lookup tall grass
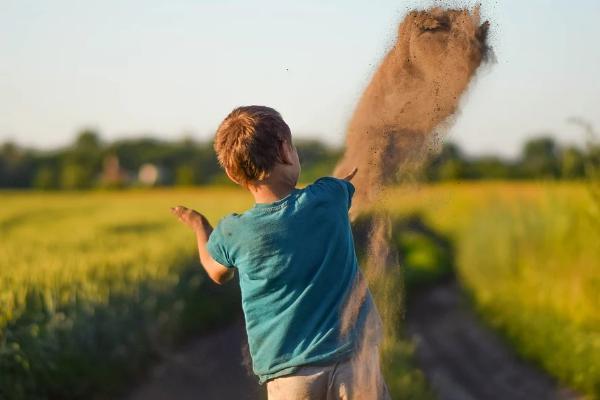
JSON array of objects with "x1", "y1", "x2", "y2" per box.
[
  {"x1": 0, "y1": 188, "x2": 250, "y2": 399},
  {"x1": 385, "y1": 182, "x2": 600, "y2": 398},
  {"x1": 459, "y1": 194, "x2": 599, "y2": 397}
]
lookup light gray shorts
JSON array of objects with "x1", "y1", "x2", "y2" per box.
[{"x1": 266, "y1": 345, "x2": 391, "y2": 400}]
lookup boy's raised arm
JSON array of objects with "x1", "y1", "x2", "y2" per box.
[{"x1": 170, "y1": 206, "x2": 234, "y2": 285}]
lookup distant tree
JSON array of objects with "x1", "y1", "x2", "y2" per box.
[
  {"x1": 584, "y1": 142, "x2": 600, "y2": 179},
  {"x1": 58, "y1": 129, "x2": 103, "y2": 189},
  {"x1": 183, "y1": 142, "x2": 221, "y2": 184},
  {"x1": 469, "y1": 156, "x2": 513, "y2": 180},
  {"x1": 175, "y1": 165, "x2": 196, "y2": 186},
  {"x1": 33, "y1": 166, "x2": 58, "y2": 189},
  {"x1": 560, "y1": 146, "x2": 585, "y2": 179},
  {"x1": 0, "y1": 142, "x2": 35, "y2": 187},
  {"x1": 60, "y1": 161, "x2": 93, "y2": 189},
  {"x1": 74, "y1": 130, "x2": 101, "y2": 151},
  {"x1": 438, "y1": 159, "x2": 468, "y2": 181},
  {"x1": 295, "y1": 139, "x2": 342, "y2": 182},
  {"x1": 520, "y1": 136, "x2": 560, "y2": 178},
  {"x1": 424, "y1": 142, "x2": 469, "y2": 181}
]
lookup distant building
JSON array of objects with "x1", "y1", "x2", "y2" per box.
[
  {"x1": 138, "y1": 163, "x2": 166, "y2": 186},
  {"x1": 101, "y1": 155, "x2": 130, "y2": 187}
]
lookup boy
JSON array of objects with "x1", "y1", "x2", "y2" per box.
[{"x1": 171, "y1": 106, "x2": 389, "y2": 399}]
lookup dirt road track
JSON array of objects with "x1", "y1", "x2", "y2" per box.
[
  {"x1": 125, "y1": 282, "x2": 581, "y2": 400},
  {"x1": 407, "y1": 281, "x2": 580, "y2": 400},
  {"x1": 125, "y1": 318, "x2": 264, "y2": 400}
]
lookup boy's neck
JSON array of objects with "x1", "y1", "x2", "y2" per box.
[{"x1": 248, "y1": 176, "x2": 296, "y2": 205}]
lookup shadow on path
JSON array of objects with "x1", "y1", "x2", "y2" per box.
[
  {"x1": 406, "y1": 280, "x2": 580, "y2": 400},
  {"x1": 125, "y1": 317, "x2": 264, "y2": 400}
]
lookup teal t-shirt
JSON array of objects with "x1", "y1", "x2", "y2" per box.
[{"x1": 207, "y1": 177, "x2": 378, "y2": 383}]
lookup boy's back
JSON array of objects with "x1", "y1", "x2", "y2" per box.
[
  {"x1": 171, "y1": 106, "x2": 389, "y2": 399},
  {"x1": 207, "y1": 177, "x2": 376, "y2": 383}
]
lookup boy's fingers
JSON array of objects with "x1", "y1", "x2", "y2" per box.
[
  {"x1": 170, "y1": 206, "x2": 188, "y2": 216},
  {"x1": 343, "y1": 167, "x2": 358, "y2": 181}
]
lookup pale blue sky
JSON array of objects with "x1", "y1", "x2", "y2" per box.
[{"x1": 1, "y1": 0, "x2": 599, "y2": 157}]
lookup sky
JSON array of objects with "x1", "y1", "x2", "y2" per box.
[{"x1": 1, "y1": 0, "x2": 599, "y2": 157}]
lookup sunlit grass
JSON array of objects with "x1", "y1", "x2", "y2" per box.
[
  {"x1": 384, "y1": 182, "x2": 599, "y2": 397},
  {"x1": 0, "y1": 188, "x2": 251, "y2": 399},
  {"x1": 1, "y1": 183, "x2": 597, "y2": 398}
]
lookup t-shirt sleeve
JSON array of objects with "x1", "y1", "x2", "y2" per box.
[
  {"x1": 206, "y1": 221, "x2": 235, "y2": 268},
  {"x1": 313, "y1": 177, "x2": 355, "y2": 209}
]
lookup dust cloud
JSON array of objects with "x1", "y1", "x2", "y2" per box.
[
  {"x1": 336, "y1": 6, "x2": 490, "y2": 395},
  {"x1": 335, "y1": 6, "x2": 490, "y2": 209}
]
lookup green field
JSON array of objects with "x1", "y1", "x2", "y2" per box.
[
  {"x1": 383, "y1": 182, "x2": 600, "y2": 397},
  {"x1": 0, "y1": 188, "x2": 250, "y2": 398},
  {"x1": 1, "y1": 183, "x2": 598, "y2": 399}
]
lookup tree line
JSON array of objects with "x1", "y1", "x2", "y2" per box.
[
  {"x1": 0, "y1": 130, "x2": 341, "y2": 189},
  {"x1": 0, "y1": 130, "x2": 597, "y2": 189},
  {"x1": 424, "y1": 136, "x2": 598, "y2": 181}
]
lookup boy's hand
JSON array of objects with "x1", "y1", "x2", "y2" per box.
[
  {"x1": 170, "y1": 206, "x2": 211, "y2": 239},
  {"x1": 342, "y1": 167, "x2": 358, "y2": 182},
  {"x1": 170, "y1": 205, "x2": 233, "y2": 285}
]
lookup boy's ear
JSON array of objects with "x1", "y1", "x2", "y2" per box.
[
  {"x1": 225, "y1": 168, "x2": 241, "y2": 185},
  {"x1": 279, "y1": 140, "x2": 294, "y2": 165}
]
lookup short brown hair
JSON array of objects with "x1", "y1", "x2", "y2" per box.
[{"x1": 214, "y1": 106, "x2": 291, "y2": 185}]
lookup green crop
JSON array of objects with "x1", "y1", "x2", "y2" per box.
[
  {"x1": 0, "y1": 188, "x2": 250, "y2": 399},
  {"x1": 384, "y1": 182, "x2": 600, "y2": 398}
]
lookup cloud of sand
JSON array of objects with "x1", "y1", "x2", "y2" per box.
[
  {"x1": 336, "y1": 6, "x2": 490, "y2": 394},
  {"x1": 335, "y1": 6, "x2": 490, "y2": 209}
]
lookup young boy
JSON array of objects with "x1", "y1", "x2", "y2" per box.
[{"x1": 171, "y1": 106, "x2": 390, "y2": 399}]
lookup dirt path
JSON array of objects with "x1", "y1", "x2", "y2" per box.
[
  {"x1": 125, "y1": 282, "x2": 580, "y2": 400},
  {"x1": 406, "y1": 281, "x2": 580, "y2": 400},
  {"x1": 125, "y1": 317, "x2": 264, "y2": 400}
]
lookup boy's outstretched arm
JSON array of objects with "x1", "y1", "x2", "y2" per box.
[{"x1": 170, "y1": 206, "x2": 234, "y2": 285}]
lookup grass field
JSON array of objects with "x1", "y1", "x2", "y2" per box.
[
  {"x1": 383, "y1": 182, "x2": 600, "y2": 398},
  {"x1": 0, "y1": 188, "x2": 250, "y2": 399},
  {"x1": 1, "y1": 183, "x2": 597, "y2": 399}
]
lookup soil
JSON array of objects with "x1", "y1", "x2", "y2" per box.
[
  {"x1": 124, "y1": 317, "x2": 265, "y2": 400},
  {"x1": 123, "y1": 282, "x2": 581, "y2": 400}
]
